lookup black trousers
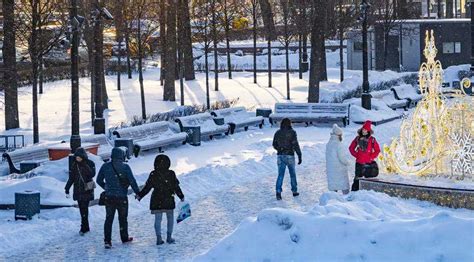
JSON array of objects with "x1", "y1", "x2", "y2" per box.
[
  {"x1": 77, "y1": 200, "x2": 90, "y2": 232},
  {"x1": 104, "y1": 197, "x2": 129, "y2": 243},
  {"x1": 351, "y1": 163, "x2": 364, "y2": 192}
]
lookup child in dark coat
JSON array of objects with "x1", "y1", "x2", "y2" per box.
[{"x1": 137, "y1": 154, "x2": 185, "y2": 245}]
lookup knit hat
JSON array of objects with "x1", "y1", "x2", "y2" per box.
[
  {"x1": 154, "y1": 154, "x2": 171, "y2": 171},
  {"x1": 362, "y1": 120, "x2": 372, "y2": 132},
  {"x1": 331, "y1": 124, "x2": 343, "y2": 136}
]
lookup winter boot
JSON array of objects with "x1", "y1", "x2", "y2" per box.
[
  {"x1": 166, "y1": 233, "x2": 176, "y2": 244},
  {"x1": 292, "y1": 192, "x2": 300, "y2": 197},
  {"x1": 104, "y1": 242, "x2": 112, "y2": 249},
  {"x1": 156, "y1": 236, "x2": 165, "y2": 245},
  {"x1": 276, "y1": 192, "x2": 282, "y2": 200},
  {"x1": 122, "y1": 237, "x2": 134, "y2": 244}
]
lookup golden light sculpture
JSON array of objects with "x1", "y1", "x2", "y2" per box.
[{"x1": 380, "y1": 30, "x2": 474, "y2": 180}]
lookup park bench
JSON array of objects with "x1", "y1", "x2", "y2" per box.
[
  {"x1": 2, "y1": 145, "x2": 50, "y2": 174},
  {"x1": 269, "y1": 103, "x2": 350, "y2": 127},
  {"x1": 112, "y1": 121, "x2": 187, "y2": 156},
  {"x1": 80, "y1": 134, "x2": 113, "y2": 161},
  {"x1": 175, "y1": 112, "x2": 230, "y2": 140},
  {"x1": 371, "y1": 90, "x2": 409, "y2": 111},
  {"x1": 391, "y1": 84, "x2": 423, "y2": 107},
  {"x1": 211, "y1": 107, "x2": 264, "y2": 134}
]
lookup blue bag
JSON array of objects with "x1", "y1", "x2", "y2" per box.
[{"x1": 177, "y1": 201, "x2": 191, "y2": 223}]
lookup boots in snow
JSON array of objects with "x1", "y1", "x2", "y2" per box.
[
  {"x1": 157, "y1": 236, "x2": 165, "y2": 245},
  {"x1": 276, "y1": 192, "x2": 282, "y2": 200},
  {"x1": 293, "y1": 192, "x2": 300, "y2": 197},
  {"x1": 104, "y1": 242, "x2": 112, "y2": 249},
  {"x1": 123, "y1": 237, "x2": 134, "y2": 244},
  {"x1": 167, "y1": 234, "x2": 176, "y2": 244}
]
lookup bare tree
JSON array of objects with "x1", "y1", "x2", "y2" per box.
[
  {"x1": 308, "y1": 0, "x2": 326, "y2": 103},
  {"x1": 3, "y1": 0, "x2": 19, "y2": 130},
  {"x1": 210, "y1": 0, "x2": 220, "y2": 91},
  {"x1": 179, "y1": 0, "x2": 195, "y2": 80},
  {"x1": 164, "y1": 0, "x2": 177, "y2": 101},
  {"x1": 16, "y1": 0, "x2": 68, "y2": 143},
  {"x1": 259, "y1": 0, "x2": 276, "y2": 88},
  {"x1": 277, "y1": 0, "x2": 296, "y2": 100}
]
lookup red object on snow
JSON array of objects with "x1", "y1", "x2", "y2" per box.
[
  {"x1": 48, "y1": 143, "x2": 99, "y2": 161},
  {"x1": 349, "y1": 136, "x2": 380, "y2": 164},
  {"x1": 362, "y1": 120, "x2": 372, "y2": 132}
]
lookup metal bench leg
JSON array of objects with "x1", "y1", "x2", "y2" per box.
[
  {"x1": 158, "y1": 147, "x2": 164, "y2": 153},
  {"x1": 244, "y1": 126, "x2": 248, "y2": 131},
  {"x1": 259, "y1": 121, "x2": 263, "y2": 129}
]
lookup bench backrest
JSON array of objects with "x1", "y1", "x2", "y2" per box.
[
  {"x1": 81, "y1": 134, "x2": 110, "y2": 146},
  {"x1": 274, "y1": 103, "x2": 349, "y2": 116},
  {"x1": 274, "y1": 103, "x2": 312, "y2": 114},
  {"x1": 6, "y1": 145, "x2": 49, "y2": 164},
  {"x1": 212, "y1": 107, "x2": 249, "y2": 122},
  {"x1": 392, "y1": 84, "x2": 418, "y2": 96},
  {"x1": 176, "y1": 112, "x2": 218, "y2": 130},
  {"x1": 113, "y1": 122, "x2": 173, "y2": 140},
  {"x1": 310, "y1": 104, "x2": 349, "y2": 115}
]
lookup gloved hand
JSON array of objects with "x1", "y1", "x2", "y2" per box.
[
  {"x1": 180, "y1": 197, "x2": 185, "y2": 202},
  {"x1": 65, "y1": 194, "x2": 70, "y2": 199},
  {"x1": 298, "y1": 156, "x2": 302, "y2": 165}
]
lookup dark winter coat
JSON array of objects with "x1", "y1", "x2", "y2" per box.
[
  {"x1": 65, "y1": 148, "x2": 96, "y2": 202},
  {"x1": 272, "y1": 127, "x2": 302, "y2": 158},
  {"x1": 137, "y1": 155, "x2": 184, "y2": 211},
  {"x1": 96, "y1": 147, "x2": 140, "y2": 198}
]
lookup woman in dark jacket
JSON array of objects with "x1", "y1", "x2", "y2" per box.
[
  {"x1": 65, "y1": 147, "x2": 96, "y2": 235},
  {"x1": 137, "y1": 154, "x2": 185, "y2": 245}
]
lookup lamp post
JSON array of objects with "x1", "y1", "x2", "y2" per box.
[
  {"x1": 360, "y1": 0, "x2": 371, "y2": 110},
  {"x1": 70, "y1": 0, "x2": 81, "y2": 153}
]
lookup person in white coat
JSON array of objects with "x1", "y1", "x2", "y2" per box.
[{"x1": 325, "y1": 124, "x2": 350, "y2": 194}]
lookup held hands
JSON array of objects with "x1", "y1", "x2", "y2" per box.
[
  {"x1": 297, "y1": 156, "x2": 302, "y2": 165},
  {"x1": 65, "y1": 193, "x2": 70, "y2": 199}
]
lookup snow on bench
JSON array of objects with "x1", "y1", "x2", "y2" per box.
[
  {"x1": 2, "y1": 145, "x2": 50, "y2": 174},
  {"x1": 112, "y1": 122, "x2": 187, "y2": 156},
  {"x1": 391, "y1": 84, "x2": 423, "y2": 107},
  {"x1": 175, "y1": 112, "x2": 230, "y2": 140},
  {"x1": 371, "y1": 90, "x2": 409, "y2": 111},
  {"x1": 81, "y1": 134, "x2": 113, "y2": 161},
  {"x1": 269, "y1": 103, "x2": 350, "y2": 127},
  {"x1": 211, "y1": 107, "x2": 264, "y2": 134}
]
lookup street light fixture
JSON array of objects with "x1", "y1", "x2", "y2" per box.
[{"x1": 359, "y1": 0, "x2": 371, "y2": 110}]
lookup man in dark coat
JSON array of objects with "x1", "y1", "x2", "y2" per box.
[
  {"x1": 137, "y1": 154, "x2": 185, "y2": 245},
  {"x1": 65, "y1": 147, "x2": 96, "y2": 235},
  {"x1": 272, "y1": 118, "x2": 302, "y2": 200},
  {"x1": 97, "y1": 147, "x2": 140, "y2": 249}
]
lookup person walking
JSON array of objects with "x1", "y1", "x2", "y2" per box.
[
  {"x1": 136, "y1": 154, "x2": 185, "y2": 245},
  {"x1": 349, "y1": 120, "x2": 380, "y2": 191},
  {"x1": 325, "y1": 124, "x2": 350, "y2": 194},
  {"x1": 97, "y1": 147, "x2": 140, "y2": 249},
  {"x1": 272, "y1": 118, "x2": 302, "y2": 200},
  {"x1": 65, "y1": 147, "x2": 96, "y2": 235}
]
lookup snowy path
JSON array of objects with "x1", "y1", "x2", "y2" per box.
[
  {"x1": 1, "y1": 121, "x2": 402, "y2": 261},
  {"x1": 5, "y1": 149, "x2": 326, "y2": 261}
]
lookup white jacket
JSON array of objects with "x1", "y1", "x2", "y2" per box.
[{"x1": 325, "y1": 134, "x2": 350, "y2": 191}]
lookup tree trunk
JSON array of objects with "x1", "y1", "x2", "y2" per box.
[
  {"x1": 267, "y1": 39, "x2": 272, "y2": 87},
  {"x1": 319, "y1": 1, "x2": 328, "y2": 81},
  {"x1": 160, "y1": 0, "x2": 167, "y2": 85},
  {"x1": 31, "y1": 1, "x2": 40, "y2": 143},
  {"x1": 88, "y1": 49, "x2": 95, "y2": 125},
  {"x1": 164, "y1": 0, "x2": 177, "y2": 101},
  {"x1": 205, "y1": 27, "x2": 210, "y2": 109},
  {"x1": 39, "y1": 55, "x2": 44, "y2": 94},
  {"x1": 338, "y1": 0, "x2": 344, "y2": 82},
  {"x1": 309, "y1": 0, "x2": 325, "y2": 103},
  {"x1": 298, "y1": 34, "x2": 303, "y2": 79},
  {"x1": 181, "y1": 0, "x2": 195, "y2": 80},
  {"x1": 138, "y1": 16, "x2": 147, "y2": 119},
  {"x1": 117, "y1": 52, "x2": 122, "y2": 90},
  {"x1": 125, "y1": 28, "x2": 133, "y2": 79},
  {"x1": 252, "y1": 1, "x2": 257, "y2": 84},
  {"x1": 211, "y1": 0, "x2": 219, "y2": 91},
  {"x1": 224, "y1": 0, "x2": 232, "y2": 79},
  {"x1": 3, "y1": 0, "x2": 19, "y2": 130},
  {"x1": 286, "y1": 42, "x2": 290, "y2": 100},
  {"x1": 383, "y1": 30, "x2": 389, "y2": 71},
  {"x1": 258, "y1": 0, "x2": 276, "y2": 40}
]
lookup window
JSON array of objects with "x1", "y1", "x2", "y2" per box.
[
  {"x1": 443, "y1": 42, "x2": 461, "y2": 54},
  {"x1": 354, "y1": 42, "x2": 363, "y2": 51}
]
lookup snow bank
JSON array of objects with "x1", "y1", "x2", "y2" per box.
[
  {"x1": 196, "y1": 191, "x2": 474, "y2": 262},
  {"x1": 0, "y1": 154, "x2": 104, "y2": 205}
]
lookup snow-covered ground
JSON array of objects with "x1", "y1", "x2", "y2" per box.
[{"x1": 196, "y1": 190, "x2": 474, "y2": 262}]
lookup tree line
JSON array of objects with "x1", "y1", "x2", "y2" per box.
[{"x1": 2, "y1": 0, "x2": 417, "y2": 144}]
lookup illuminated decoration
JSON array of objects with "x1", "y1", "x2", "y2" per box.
[{"x1": 380, "y1": 30, "x2": 474, "y2": 180}]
